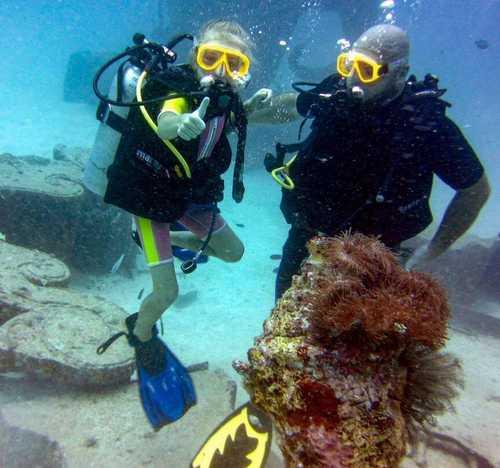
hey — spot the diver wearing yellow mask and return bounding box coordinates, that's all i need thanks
[250,24,490,300]
[158,32,258,142]
[96,20,272,431]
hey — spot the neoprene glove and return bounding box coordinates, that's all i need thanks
[177,97,210,141]
[244,88,273,114]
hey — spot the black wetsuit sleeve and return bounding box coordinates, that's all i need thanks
[296,91,315,117]
[429,116,484,190]
[295,74,342,118]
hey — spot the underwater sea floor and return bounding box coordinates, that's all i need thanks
[70,168,285,402]
[1,102,499,466]
[67,170,500,467]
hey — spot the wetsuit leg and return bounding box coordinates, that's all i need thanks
[275,226,313,301]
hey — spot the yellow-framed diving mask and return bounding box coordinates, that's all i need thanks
[196,43,251,80]
[337,51,389,84]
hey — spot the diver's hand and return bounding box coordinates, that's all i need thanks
[244,88,273,114]
[177,97,210,141]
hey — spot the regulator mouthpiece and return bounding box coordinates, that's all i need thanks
[200,75,216,88]
[351,86,365,100]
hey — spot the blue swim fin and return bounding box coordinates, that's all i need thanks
[136,336,197,429]
[131,228,208,265]
[97,313,196,430]
[172,246,209,264]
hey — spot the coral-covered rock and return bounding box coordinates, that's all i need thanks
[235,234,463,468]
[0,411,67,468]
[421,238,496,306]
[0,149,136,274]
[481,236,500,301]
[0,240,71,325]
[0,240,134,387]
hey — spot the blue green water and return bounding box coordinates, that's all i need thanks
[0,1,499,466]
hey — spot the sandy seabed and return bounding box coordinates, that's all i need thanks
[0,99,499,467]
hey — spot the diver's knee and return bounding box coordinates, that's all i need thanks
[222,240,245,263]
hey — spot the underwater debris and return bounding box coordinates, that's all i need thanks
[1,369,236,466]
[481,234,500,301]
[186,361,209,373]
[0,241,71,327]
[421,238,496,306]
[235,233,462,467]
[0,149,136,274]
[0,240,134,386]
[226,379,238,410]
[452,304,500,339]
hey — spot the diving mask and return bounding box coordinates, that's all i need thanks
[337,51,390,84]
[196,43,251,80]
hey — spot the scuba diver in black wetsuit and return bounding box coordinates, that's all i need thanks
[86,20,272,430]
[249,24,491,300]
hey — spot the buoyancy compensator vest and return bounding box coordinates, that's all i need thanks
[267,73,451,239]
[84,33,247,223]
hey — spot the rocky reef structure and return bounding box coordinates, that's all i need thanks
[0,240,134,387]
[235,234,463,467]
[0,147,136,275]
[420,236,499,306]
[408,235,500,340]
[0,239,232,467]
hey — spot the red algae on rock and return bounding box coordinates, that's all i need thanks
[234,233,463,468]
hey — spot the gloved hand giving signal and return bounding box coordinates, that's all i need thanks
[243,88,273,115]
[177,97,210,141]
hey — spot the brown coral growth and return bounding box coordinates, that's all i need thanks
[400,346,464,442]
[308,234,450,349]
[235,233,462,468]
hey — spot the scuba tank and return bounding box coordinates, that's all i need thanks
[83,63,141,196]
[83,32,247,203]
[83,33,191,196]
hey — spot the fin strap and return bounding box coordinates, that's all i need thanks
[96,331,127,355]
